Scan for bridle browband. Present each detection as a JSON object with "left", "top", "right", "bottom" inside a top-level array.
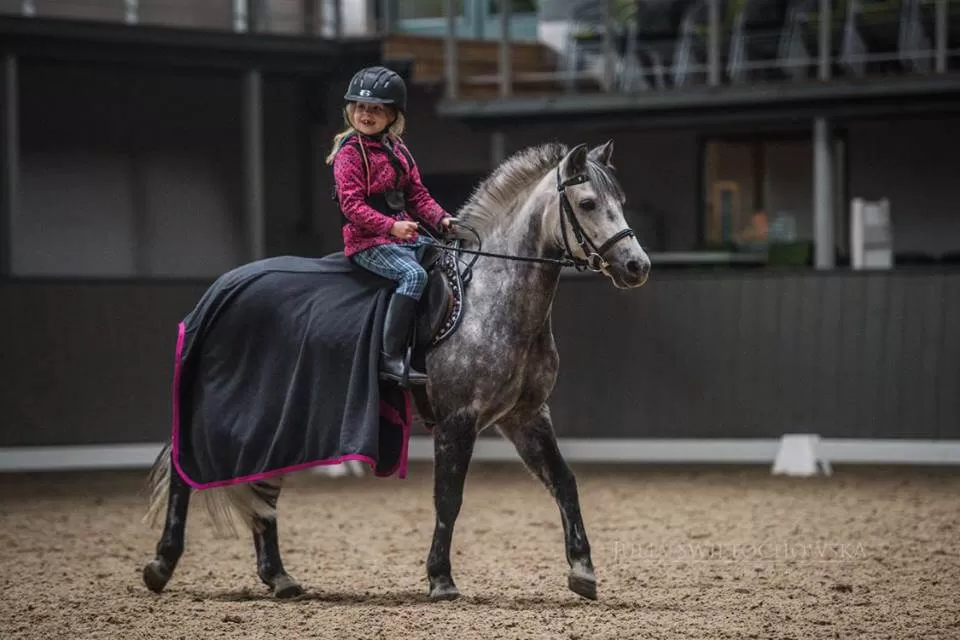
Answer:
[{"left": 419, "top": 165, "right": 637, "bottom": 273}]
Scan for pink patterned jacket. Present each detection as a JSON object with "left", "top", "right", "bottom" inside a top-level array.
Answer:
[{"left": 332, "top": 134, "right": 449, "bottom": 257}]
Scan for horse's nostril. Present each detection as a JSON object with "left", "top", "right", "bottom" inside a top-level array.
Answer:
[
  {"left": 625, "top": 258, "right": 650, "bottom": 281},
  {"left": 627, "top": 259, "right": 644, "bottom": 275}
]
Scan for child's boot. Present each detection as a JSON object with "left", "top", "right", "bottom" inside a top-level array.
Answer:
[{"left": 380, "top": 294, "right": 428, "bottom": 385}]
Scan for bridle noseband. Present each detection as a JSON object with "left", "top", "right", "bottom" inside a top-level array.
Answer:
[{"left": 556, "top": 167, "right": 637, "bottom": 272}]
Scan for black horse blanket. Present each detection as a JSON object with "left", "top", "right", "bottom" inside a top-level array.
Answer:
[{"left": 169, "top": 254, "right": 413, "bottom": 490}]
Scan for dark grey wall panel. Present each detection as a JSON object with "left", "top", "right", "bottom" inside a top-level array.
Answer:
[
  {"left": 547, "top": 271, "right": 960, "bottom": 440},
  {"left": 936, "top": 276, "right": 960, "bottom": 439},
  {"left": 0, "top": 281, "right": 207, "bottom": 446},
  {"left": 1, "top": 271, "right": 958, "bottom": 447}
]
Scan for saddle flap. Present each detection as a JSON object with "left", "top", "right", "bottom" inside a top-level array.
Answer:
[
  {"left": 415, "top": 268, "right": 452, "bottom": 351},
  {"left": 412, "top": 242, "right": 466, "bottom": 353}
]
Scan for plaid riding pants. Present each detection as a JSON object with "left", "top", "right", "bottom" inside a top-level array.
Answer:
[{"left": 351, "top": 238, "right": 433, "bottom": 300}]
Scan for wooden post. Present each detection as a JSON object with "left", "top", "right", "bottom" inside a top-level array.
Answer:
[
  {"left": 708, "top": 0, "right": 720, "bottom": 86},
  {"left": 818, "top": 0, "right": 832, "bottom": 80},
  {"left": 243, "top": 69, "right": 265, "bottom": 261},
  {"left": 445, "top": 0, "right": 458, "bottom": 100},
  {"left": 0, "top": 54, "right": 18, "bottom": 275},
  {"left": 499, "top": 0, "right": 512, "bottom": 97},
  {"left": 813, "top": 117, "right": 835, "bottom": 269},
  {"left": 935, "top": 0, "right": 948, "bottom": 73}
]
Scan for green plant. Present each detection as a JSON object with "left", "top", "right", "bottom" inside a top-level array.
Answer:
[{"left": 612, "top": 0, "right": 636, "bottom": 26}]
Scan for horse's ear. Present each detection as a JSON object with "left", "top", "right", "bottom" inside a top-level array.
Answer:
[
  {"left": 559, "top": 143, "right": 589, "bottom": 181},
  {"left": 588, "top": 139, "right": 614, "bottom": 167}
]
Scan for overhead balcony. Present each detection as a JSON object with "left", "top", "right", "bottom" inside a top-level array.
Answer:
[
  {"left": 1, "top": 0, "right": 370, "bottom": 37},
  {"left": 376, "top": 0, "right": 960, "bottom": 126},
  {"left": 0, "top": 0, "right": 386, "bottom": 73},
  {"left": 4, "top": 1, "right": 958, "bottom": 122}
]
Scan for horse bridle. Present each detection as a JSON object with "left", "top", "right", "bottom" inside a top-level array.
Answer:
[
  {"left": 412, "top": 166, "right": 637, "bottom": 274},
  {"left": 556, "top": 168, "right": 637, "bottom": 272}
]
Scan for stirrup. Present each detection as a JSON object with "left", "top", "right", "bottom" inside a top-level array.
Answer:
[
  {"left": 379, "top": 344, "right": 427, "bottom": 388},
  {"left": 401, "top": 344, "right": 428, "bottom": 387}
]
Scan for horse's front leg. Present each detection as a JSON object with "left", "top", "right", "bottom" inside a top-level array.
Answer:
[
  {"left": 426, "top": 411, "right": 476, "bottom": 601},
  {"left": 499, "top": 405, "right": 597, "bottom": 600}
]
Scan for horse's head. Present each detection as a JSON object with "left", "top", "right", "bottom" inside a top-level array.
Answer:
[{"left": 555, "top": 141, "right": 650, "bottom": 289}]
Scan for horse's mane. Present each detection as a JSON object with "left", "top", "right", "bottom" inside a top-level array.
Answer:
[
  {"left": 455, "top": 142, "right": 569, "bottom": 234},
  {"left": 455, "top": 141, "right": 624, "bottom": 235}
]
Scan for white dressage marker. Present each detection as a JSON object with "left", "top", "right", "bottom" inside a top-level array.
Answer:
[{"left": 772, "top": 434, "right": 833, "bottom": 477}]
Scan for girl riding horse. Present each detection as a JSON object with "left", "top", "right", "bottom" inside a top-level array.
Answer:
[{"left": 327, "top": 66, "right": 455, "bottom": 385}]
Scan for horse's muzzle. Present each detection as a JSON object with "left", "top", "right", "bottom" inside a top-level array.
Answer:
[{"left": 607, "top": 249, "right": 650, "bottom": 289}]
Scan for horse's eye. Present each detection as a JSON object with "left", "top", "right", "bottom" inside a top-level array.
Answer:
[{"left": 579, "top": 199, "right": 596, "bottom": 211}]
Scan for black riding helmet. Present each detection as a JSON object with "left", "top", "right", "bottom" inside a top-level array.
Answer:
[{"left": 344, "top": 66, "right": 407, "bottom": 112}]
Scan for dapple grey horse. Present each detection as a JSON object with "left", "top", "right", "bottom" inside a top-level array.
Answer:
[{"left": 142, "top": 140, "right": 650, "bottom": 602}]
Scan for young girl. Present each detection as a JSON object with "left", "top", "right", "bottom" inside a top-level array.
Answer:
[{"left": 326, "top": 66, "right": 455, "bottom": 385}]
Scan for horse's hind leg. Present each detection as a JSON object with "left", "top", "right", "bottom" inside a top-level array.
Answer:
[
  {"left": 143, "top": 457, "right": 191, "bottom": 593},
  {"left": 250, "top": 482, "right": 303, "bottom": 599},
  {"left": 426, "top": 411, "right": 476, "bottom": 601},
  {"left": 499, "top": 405, "right": 597, "bottom": 600}
]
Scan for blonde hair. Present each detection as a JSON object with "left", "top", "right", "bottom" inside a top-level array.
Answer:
[{"left": 324, "top": 103, "right": 406, "bottom": 166}]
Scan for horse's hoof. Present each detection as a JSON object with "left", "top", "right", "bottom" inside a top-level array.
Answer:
[
  {"left": 142, "top": 559, "right": 172, "bottom": 594},
  {"left": 272, "top": 574, "right": 304, "bottom": 599},
  {"left": 429, "top": 577, "right": 460, "bottom": 601},
  {"left": 568, "top": 574, "right": 597, "bottom": 600},
  {"left": 568, "top": 562, "right": 597, "bottom": 601}
]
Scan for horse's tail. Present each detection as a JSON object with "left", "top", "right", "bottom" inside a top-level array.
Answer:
[
  {"left": 143, "top": 442, "right": 280, "bottom": 537},
  {"left": 143, "top": 441, "right": 173, "bottom": 529}
]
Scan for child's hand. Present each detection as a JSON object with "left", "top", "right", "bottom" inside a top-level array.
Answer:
[
  {"left": 441, "top": 217, "right": 457, "bottom": 229},
  {"left": 390, "top": 220, "right": 419, "bottom": 240}
]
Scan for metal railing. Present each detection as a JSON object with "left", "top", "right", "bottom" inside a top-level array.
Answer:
[
  {"left": 3, "top": 0, "right": 956, "bottom": 98},
  {"left": 439, "top": 0, "right": 957, "bottom": 99}
]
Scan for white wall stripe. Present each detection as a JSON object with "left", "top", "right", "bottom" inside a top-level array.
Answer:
[{"left": 1, "top": 438, "right": 959, "bottom": 473}]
